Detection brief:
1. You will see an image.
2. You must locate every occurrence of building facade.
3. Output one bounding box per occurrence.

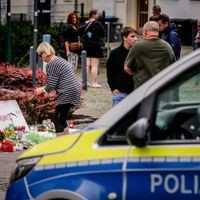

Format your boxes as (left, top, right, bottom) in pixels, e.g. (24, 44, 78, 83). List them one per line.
(1, 0, 200, 31)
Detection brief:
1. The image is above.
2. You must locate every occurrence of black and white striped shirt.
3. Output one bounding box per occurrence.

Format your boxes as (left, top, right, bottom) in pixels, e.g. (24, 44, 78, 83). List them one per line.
(44, 56, 81, 106)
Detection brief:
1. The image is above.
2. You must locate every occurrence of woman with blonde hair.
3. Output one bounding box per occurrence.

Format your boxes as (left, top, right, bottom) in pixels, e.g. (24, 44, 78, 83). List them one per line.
(35, 42, 81, 136)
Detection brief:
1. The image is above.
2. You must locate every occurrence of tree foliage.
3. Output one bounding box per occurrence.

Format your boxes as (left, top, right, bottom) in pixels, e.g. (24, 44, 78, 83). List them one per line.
(0, 21, 66, 66)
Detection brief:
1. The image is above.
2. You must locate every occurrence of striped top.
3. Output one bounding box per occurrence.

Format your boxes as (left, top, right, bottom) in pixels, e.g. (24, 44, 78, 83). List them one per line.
(44, 56, 81, 106)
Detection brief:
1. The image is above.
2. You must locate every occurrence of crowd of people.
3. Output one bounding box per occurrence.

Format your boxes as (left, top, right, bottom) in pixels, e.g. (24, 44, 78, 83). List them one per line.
(34, 5, 199, 137)
(63, 9, 106, 87)
(108, 5, 181, 106)
(35, 9, 105, 137)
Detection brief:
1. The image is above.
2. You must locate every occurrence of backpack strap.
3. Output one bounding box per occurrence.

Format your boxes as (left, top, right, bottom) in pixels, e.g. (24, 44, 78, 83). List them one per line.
(85, 20, 96, 32)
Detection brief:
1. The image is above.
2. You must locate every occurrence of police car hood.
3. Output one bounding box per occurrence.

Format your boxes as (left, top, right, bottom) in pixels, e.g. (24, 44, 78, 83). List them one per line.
(18, 131, 84, 159)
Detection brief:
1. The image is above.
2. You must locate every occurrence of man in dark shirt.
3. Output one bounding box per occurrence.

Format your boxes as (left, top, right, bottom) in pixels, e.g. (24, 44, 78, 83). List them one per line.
(106, 27, 137, 106)
(149, 4, 161, 21)
(155, 13, 181, 60)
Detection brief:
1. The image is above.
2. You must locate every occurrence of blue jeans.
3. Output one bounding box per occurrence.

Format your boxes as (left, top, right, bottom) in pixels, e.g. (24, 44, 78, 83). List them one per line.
(112, 92, 127, 107)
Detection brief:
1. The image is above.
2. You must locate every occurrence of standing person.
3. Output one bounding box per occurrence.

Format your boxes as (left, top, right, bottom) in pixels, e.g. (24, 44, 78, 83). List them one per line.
(149, 4, 161, 21)
(194, 18, 200, 85)
(194, 18, 200, 49)
(106, 27, 137, 107)
(124, 21, 175, 89)
(155, 13, 181, 60)
(82, 9, 106, 88)
(63, 12, 81, 72)
(35, 42, 81, 137)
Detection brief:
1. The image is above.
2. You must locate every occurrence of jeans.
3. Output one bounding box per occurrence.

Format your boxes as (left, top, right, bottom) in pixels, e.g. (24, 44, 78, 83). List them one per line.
(112, 92, 127, 107)
(68, 52, 78, 72)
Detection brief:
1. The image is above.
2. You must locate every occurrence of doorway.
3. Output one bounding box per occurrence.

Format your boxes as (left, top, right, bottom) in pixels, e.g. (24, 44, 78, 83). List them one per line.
(137, 0, 148, 33)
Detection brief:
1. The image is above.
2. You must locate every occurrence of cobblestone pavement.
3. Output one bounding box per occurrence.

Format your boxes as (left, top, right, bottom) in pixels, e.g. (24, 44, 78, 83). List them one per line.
(0, 151, 22, 200)
(0, 45, 193, 200)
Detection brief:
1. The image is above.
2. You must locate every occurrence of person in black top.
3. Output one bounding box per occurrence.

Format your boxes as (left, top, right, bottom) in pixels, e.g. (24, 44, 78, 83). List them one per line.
(194, 18, 200, 85)
(63, 12, 81, 72)
(149, 4, 161, 21)
(194, 18, 200, 49)
(106, 27, 137, 107)
(82, 9, 106, 88)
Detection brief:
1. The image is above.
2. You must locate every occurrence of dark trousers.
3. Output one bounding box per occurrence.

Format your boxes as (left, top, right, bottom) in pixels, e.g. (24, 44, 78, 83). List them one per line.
(53, 103, 73, 133)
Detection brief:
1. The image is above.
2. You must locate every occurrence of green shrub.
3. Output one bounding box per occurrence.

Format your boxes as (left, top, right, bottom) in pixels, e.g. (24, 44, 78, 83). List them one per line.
(0, 21, 66, 66)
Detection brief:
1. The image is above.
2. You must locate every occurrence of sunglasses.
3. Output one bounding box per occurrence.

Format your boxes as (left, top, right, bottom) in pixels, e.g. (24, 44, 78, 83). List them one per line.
(38, 52, 44, 57)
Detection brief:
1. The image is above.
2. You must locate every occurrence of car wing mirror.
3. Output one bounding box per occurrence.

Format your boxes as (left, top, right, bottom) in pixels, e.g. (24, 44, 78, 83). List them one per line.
(126, 118, 149, 147)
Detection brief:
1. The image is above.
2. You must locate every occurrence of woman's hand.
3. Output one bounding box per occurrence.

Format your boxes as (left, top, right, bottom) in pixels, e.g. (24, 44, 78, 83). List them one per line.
(112, 89, 120, 94)
(66, 50, 71, 58)
(34, 87, 44, 96)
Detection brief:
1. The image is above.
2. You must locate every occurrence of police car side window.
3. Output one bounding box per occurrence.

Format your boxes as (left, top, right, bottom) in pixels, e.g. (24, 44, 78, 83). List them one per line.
(100, 104, 140, 146)
(154, 70, 200, 141)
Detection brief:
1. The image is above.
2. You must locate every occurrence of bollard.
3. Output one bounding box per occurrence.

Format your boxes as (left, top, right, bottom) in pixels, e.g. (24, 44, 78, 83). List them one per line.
(40, 34, 51, 73)
(29, 45, 37, 87)
(43, 34, 51, 44)
(29, 46, 34, 70)
(106, 21, 110, 58)
(81, 50, 87, 90)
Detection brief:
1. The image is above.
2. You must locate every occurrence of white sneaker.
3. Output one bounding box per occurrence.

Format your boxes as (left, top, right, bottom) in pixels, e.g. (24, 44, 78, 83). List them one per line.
(91, 83, 102, 88)
(87, 82, 92, 87)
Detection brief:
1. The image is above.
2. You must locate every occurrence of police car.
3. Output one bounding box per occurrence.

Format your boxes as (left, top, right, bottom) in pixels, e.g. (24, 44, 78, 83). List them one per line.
(6, 49, 200, 200)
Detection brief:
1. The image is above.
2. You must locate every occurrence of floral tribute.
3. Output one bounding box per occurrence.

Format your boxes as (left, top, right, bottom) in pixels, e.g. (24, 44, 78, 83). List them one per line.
(0, 124, 56, 152)
(0, 125, 26, 152)
(0, 63, 58, 152)
(0, 63, 56, 124)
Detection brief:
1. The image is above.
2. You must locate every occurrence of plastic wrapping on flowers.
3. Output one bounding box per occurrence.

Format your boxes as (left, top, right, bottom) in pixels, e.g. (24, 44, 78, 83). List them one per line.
(0, 123, 56, 152)
(21, 131, 56, 148)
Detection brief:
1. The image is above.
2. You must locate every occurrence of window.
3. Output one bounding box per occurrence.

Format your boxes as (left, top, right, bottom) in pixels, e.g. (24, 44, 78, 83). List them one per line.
(154, 69, 200, 141)
(100, 103, 140, 146)
(137, 0, 148, 32)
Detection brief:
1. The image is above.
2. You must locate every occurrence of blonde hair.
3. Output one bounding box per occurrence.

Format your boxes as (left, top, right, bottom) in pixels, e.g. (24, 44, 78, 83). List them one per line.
(37, 42, 55, 57)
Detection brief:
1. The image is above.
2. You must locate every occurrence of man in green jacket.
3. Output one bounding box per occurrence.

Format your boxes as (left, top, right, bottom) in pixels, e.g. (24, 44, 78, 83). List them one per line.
(124, 21, 175, 89)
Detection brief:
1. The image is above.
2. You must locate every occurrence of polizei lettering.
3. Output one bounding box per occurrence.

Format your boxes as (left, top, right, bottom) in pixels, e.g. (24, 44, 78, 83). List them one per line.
(151, 174, 200, 194)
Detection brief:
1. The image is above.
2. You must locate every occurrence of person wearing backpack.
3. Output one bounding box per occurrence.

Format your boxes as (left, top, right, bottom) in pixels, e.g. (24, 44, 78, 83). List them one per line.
(155, 14, 181, 101)
(155, 13, 181, 60)
(81, 9, 106, 88)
